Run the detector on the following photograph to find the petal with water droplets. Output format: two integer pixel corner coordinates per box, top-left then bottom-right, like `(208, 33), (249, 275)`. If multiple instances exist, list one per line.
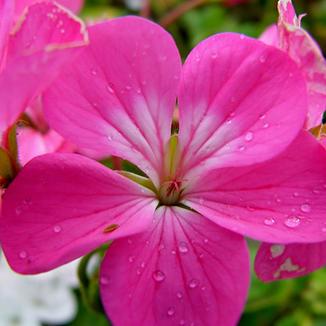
(184, 131), (326, 243)
(0, 153), (157, 274)
(178, 32), (307, 180)
(100, 206), (250, 326)
(44, 17), (181, 186)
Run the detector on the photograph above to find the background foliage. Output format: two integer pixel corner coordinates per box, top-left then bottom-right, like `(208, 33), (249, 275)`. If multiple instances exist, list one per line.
(57, 0), (326, 325)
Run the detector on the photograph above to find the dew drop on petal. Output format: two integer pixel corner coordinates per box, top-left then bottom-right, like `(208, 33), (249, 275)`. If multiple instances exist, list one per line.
(178, 241), (189, 254)
(239, 145), (245, 151)
(263, 123), (269, 129)
(152, 270), (165, 282)
(245, 131), (254, 142)
(176, 292), (183, 299)
(322, 227), (326, 233)
(19, 251), (27, 259)
(106, 85), (114, 94)
(100, 277), (109, 285)
(300, 203), (311, 213)
(240, 34), (245, 40)
(264, 217), (275, 226)
(259, 114), (266, 120)
(203, 238), (209, 244)
(180, 320), (185, 325)
(15, 207), (22, 216)
(127, 239), (133, 245)
(188, 279), (199, 289)
(53, 225), (62, 233)
(167, 307), (175, 317)
(91, 69), (97, 76)
(293, 192), (299, 197)
(259, 55), (266, 63)
(211, 52), (218, 59)
(284, 216), (301, 228)
(128, 256), (135, 263)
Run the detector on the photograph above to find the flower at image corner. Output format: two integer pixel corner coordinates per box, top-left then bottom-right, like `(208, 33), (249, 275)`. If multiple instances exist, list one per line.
(2, 16), (326, 326)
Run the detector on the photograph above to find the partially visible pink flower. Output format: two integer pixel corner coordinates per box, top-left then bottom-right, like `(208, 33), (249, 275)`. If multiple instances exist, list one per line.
(260, 0), (326, 129)
(2, 17), (326, 325)
(0, 0), (88, 140)
(255, 0), (326, 283)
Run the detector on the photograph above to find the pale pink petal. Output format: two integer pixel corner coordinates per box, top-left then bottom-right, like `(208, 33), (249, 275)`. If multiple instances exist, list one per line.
(0, 153), (157, 274)
(44, 17), (181, 186)
(177, 33), (307, 179)
(17, 128), (75, 165)
(100, 206), (250, 326)
(259, 24), (278, 46)
(255, 241), (326, 281)
(14, 0), (84, 16)
(0, 2), (88, 134)
(183, 131), (326, 243)
(277, 0), (326, 129)
(0, 0), (14, 69)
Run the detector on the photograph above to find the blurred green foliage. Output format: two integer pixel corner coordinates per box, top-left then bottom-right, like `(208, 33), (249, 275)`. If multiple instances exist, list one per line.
(59, 0), (326, 325)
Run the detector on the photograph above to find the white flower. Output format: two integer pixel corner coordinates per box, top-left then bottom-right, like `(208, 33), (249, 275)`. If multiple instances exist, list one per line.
(0, 252), (79, 326)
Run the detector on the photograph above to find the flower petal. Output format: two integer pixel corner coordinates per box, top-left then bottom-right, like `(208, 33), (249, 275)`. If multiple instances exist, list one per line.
(277, 0), (326, 129)
(259, 24), (278, 46)
(177, 33), (307, 179)
(44, 17), (181, 186)
(100, 206), (250, 326)
(255, 241), (326, 281)
(184, 131), (326, 243)
(0, 153), (157, 274)
(0, 0), (14, 67)
(0, 2), (88, 134)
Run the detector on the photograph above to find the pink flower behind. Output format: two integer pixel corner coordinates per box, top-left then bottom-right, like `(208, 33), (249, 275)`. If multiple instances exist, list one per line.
(2, 17), (326, 325)
(0, 0), (88, 138)
(260, 0), (326, 129)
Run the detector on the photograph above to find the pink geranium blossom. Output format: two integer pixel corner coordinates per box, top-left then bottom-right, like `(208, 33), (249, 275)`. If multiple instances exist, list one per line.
(0, 0), (87, 140)
(255, 0), (326, 283)
(260, 0), (326, 129)
(2, 17), (326, 325)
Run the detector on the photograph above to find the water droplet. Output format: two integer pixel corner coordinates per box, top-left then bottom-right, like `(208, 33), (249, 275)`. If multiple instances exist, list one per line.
(284, 216), (301, 228)
(263, 123), (269, 129)
(245, 131), (254, 142)
(136, 89), (141, 94)
(125, 85), (132, 91)
(259, 114), (266, 120)
(240, 34), (245, 40)
(322, 227), (326, 232)
(152, 270), (165, 282)
(106, 85), (114, 94)
(128, 256), (135, 263)
(91, 69), (97, 76)
(239, 145), (245, 151)
(60, 28), (65, 34)
(300, 203), (311, 213)
(127, 239), (133, 245)
(140, 261), (145, 268)
(179, 320), (185, 325)
(19, 251), (27, 259)
(259, 55), (266, 63)
(167, 307), (175, 316)
(108, 135), (113, 141)
(211, 52), (218, 59)
(188, 279), (199, 289)
(171, 250), (176, 255)
(178, 241), (189, 254)
(203, 238), (209, 244)
(201, 286), (206, 291)
(15, 207), (22, 216)
(53, 225), (62, 233)
(275, 197), (281, 203)
(264, 217), (275, 226)
(195, 56), (201, 62)
(312, 189), (320, 194)
(100, 277), (109, 285)
(176, 291), (183, 299)
(293, 192), (299, 197)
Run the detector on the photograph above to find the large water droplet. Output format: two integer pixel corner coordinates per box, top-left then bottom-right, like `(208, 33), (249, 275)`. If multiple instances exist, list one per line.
(19, 251), (27, 259)
(167, 307), (175, 317)
(178, 241), (189, 254)
(264, 217), (275, 226)
(245, 131), (254, 142)
(188, 279), (199, 289)
(152, 270), (165, 282)
(53, 225), (62, 233)
(300, 203), (311, 213)
(284, 216), (301, 228)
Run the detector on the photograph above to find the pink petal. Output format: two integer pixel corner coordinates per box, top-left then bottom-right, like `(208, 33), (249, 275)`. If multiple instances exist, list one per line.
(44, 17), (181, 186)
(259, 24), (278, 46)
(177, 33), (307, 179)
(0, 2), (88, 134)
(14, 0), (84, 17)
(183, 131), (326, 243)
(277, 0), (326, 129)
(17, 128), (75, 165)
(0, 153), (157, 274)
(100, 206), (250, 326)
(0, 0), (14, 70)
(255, 241), (326, 281)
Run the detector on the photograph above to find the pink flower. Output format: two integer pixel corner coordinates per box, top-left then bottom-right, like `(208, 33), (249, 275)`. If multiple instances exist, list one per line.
(2, 17), (326, 325)
(254, 0), (326, 283)
(0, 0), (88, 141)
(260, 0), (326, 129)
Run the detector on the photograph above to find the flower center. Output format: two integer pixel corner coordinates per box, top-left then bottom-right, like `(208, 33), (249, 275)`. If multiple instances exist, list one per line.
(158, 179), (182, 206)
